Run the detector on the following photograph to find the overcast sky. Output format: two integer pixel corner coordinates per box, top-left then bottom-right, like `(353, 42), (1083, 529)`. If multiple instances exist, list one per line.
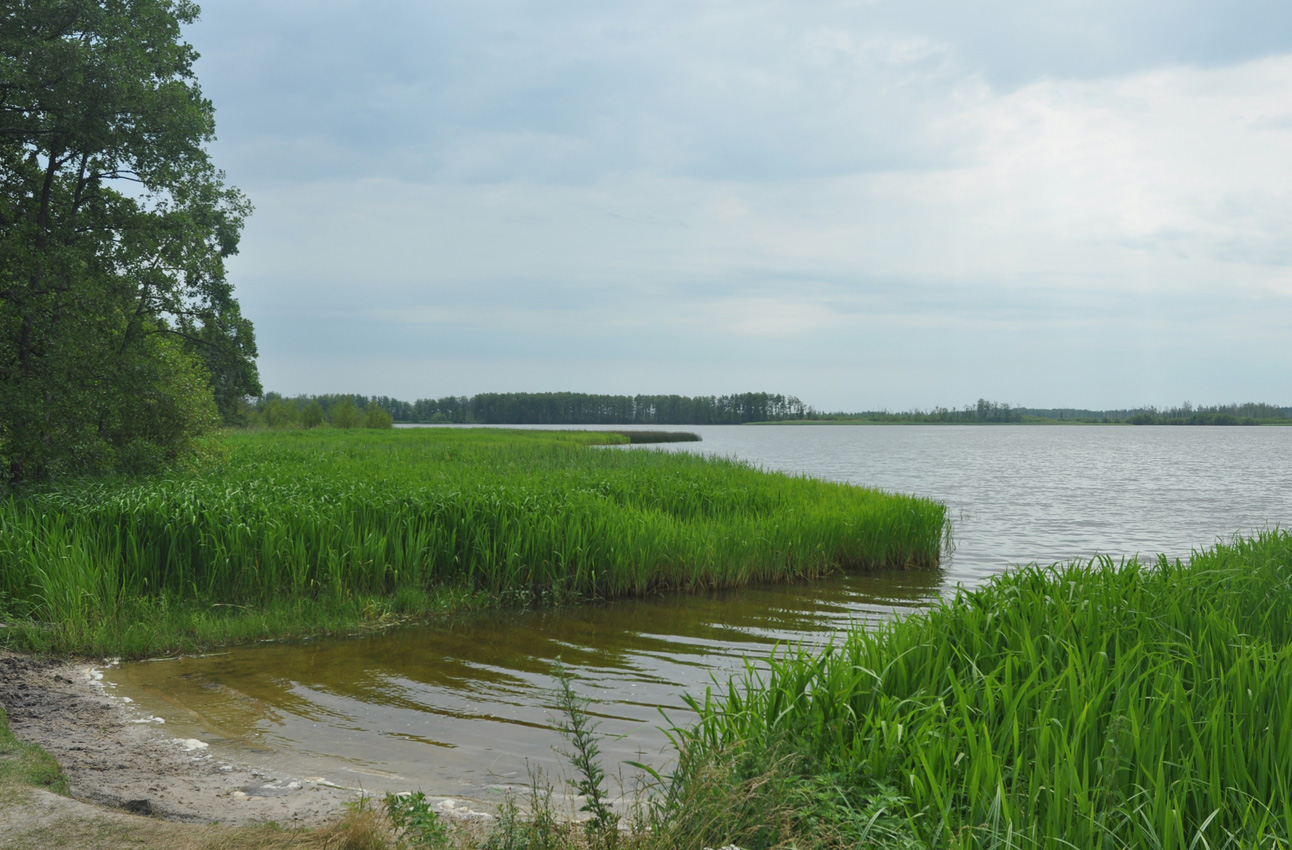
(186, 1), (1292, 411)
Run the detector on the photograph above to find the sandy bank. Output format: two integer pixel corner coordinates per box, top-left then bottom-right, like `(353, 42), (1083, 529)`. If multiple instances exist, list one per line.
(0, 649), (364, 828)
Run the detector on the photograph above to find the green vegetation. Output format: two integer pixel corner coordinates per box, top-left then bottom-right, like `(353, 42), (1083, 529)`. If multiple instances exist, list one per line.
(552, 661), (620, 844)
(810, 400), (1291, 426)
(647, 531), (1292, 849)
(1024, 401), (1292, 425)
(600, 431), (700, 443)
(801, 397), (1286, 423)
(256, 394), (1292, 429)
(812, 399), (1025, 424)
(384, 791), (450, 848)
(256, 395), (395, 430)
(1120, 401), (1290, 425)
(247, 392), (696, 437)
(0, 703), (65, 798)
(0, 0), (259, 486)
(5, 449), (1292, 850)
(0, 428), (945, 656)
(244, 391), (815, 427)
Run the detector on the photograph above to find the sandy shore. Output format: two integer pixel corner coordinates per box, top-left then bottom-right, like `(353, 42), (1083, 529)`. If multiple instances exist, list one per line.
(0, 649), (369, 828)
(0, 648), (637, 850)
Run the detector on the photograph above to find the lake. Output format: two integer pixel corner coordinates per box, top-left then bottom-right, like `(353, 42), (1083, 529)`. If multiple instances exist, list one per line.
(105, 425), (1292, 800)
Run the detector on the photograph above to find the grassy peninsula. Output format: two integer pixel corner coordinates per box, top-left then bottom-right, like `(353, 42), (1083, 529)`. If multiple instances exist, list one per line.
(0, 427), (946, 657)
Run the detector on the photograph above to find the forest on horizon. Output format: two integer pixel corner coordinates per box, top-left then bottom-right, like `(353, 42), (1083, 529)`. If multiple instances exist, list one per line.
(247, 392), (1292, 429)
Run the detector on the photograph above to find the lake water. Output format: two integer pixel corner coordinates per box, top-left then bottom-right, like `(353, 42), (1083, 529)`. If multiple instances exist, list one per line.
(106, 425), (1292, 801)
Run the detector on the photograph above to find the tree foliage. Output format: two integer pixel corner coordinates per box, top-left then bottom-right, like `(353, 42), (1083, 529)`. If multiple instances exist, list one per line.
(821, 398), (1024, 424)
(0, 0), (259, 485)
(245, 390), (815, 426)
(329, 398), (362, 429)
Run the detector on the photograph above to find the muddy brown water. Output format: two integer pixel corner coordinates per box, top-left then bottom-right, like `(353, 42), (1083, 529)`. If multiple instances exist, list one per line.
(105, 425), (1292, 802)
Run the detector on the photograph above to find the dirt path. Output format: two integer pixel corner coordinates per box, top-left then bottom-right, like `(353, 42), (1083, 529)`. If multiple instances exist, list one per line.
(0, 650), (359, 828)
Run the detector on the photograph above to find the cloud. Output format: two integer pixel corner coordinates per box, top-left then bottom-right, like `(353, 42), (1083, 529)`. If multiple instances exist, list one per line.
(194, 1), (1292, 186)
(190, 4), (1292, 408)
(232, 53), (1292, 289)
(239, 59), (1292, 291)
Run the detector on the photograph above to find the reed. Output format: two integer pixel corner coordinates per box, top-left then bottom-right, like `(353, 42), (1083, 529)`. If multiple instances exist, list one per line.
(657, 530), (1292, 850)
(597, 431), (701, 443)
(0, 428), (946, 655)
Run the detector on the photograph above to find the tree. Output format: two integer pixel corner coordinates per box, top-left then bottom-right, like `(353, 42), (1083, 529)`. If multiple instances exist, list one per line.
(301, 399), (324, 428)
(329, 399), (361, 429)
(0, 0), (259, 485)
(362, 403), (392, 429)
(262, 396), (299, 429)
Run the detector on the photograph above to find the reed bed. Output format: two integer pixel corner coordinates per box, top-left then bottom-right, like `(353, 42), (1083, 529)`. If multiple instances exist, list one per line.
(599, 430), (702, 443)
(0, 428), (945, 655)
(656, 530), (1292, 850)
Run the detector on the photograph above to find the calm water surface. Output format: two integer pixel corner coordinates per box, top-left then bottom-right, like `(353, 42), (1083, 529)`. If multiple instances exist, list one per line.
(108, 426), (1292, 799)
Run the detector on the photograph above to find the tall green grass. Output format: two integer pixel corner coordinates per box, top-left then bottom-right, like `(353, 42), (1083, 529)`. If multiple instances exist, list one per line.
(0, 428), (945, 655)
(656, 531), (1292, 850)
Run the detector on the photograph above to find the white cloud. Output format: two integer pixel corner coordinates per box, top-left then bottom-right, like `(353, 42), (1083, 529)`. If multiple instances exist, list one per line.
(200, 3), (1292, 407)
(236, 54), (1292, 294)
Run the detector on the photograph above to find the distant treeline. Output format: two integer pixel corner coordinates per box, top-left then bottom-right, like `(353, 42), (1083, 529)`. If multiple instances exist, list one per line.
(1012, 402), (1290, 425)
(817, 400), (1291, 425)
(244, 391), (812, 427)
(1119, 402), (1291, 426)
(820, 399), (1025, 423)
(250, 394), (393, 430)
(242, 394), (1292, 429)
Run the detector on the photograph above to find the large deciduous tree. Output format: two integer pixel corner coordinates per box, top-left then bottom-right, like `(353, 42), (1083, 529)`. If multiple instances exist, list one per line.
(0, 0), (259, 485)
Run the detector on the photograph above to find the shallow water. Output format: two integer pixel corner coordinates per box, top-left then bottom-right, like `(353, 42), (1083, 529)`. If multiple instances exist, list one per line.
(107, 425), (1292, 798)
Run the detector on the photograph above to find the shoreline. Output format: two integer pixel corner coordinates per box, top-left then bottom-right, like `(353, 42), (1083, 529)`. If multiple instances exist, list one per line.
(0, 649), (357, 825)
(0, 650), (497, 842)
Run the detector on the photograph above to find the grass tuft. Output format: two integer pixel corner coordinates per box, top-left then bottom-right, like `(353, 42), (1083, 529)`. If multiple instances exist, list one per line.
(0, 703), (66, 796)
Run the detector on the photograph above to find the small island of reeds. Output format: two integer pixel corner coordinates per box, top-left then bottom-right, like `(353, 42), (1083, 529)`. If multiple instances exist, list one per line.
(0, 427), (946, 657)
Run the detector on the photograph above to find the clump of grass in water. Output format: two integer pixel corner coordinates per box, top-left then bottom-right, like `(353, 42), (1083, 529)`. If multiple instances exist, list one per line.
(0, 427), (946, 656)
(659, 530), (1292, 850)
(595, 431), (701, 444)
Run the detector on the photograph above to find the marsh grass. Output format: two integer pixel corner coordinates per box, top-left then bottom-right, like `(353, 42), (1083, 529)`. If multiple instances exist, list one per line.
(596, 432), (700, 444)
(656, 530), (1292, 849)
(0, 428), (945, 655)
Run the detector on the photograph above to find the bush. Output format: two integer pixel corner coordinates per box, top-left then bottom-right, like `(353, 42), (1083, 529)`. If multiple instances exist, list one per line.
(331, 399), (363, 429)
(364, 405), (394, 429)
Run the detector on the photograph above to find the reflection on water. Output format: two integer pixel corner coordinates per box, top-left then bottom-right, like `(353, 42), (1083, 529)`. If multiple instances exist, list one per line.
(107, 425), (1292, 797)
(113, 570), (940, 795)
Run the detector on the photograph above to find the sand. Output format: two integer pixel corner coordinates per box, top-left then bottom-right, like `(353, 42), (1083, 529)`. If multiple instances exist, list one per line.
(0, 649), (361, 828)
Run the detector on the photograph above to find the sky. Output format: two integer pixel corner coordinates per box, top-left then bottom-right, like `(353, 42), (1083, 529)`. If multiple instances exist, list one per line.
(185, 1), (1292, 411)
